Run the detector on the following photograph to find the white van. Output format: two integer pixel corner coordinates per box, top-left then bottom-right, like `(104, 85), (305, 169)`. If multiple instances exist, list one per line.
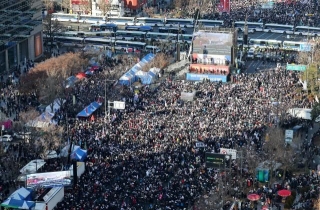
(247, 48), (255, 59)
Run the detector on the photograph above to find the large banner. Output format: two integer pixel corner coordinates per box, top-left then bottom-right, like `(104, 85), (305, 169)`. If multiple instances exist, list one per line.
(192, 54), (231, 65)
(34, 33), (42, 57)
(189, 64), (229, 75)
(193, 32), (232, 56)
(26, 171), (72, 188)
(186, 73), (227, 82)
(219, 0), (230, 13)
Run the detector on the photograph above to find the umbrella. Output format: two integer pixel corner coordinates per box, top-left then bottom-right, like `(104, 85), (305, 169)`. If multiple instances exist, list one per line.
(76, 72), (86, 79)
(277, 189), (291, 197)
(247, 193), (260, 201)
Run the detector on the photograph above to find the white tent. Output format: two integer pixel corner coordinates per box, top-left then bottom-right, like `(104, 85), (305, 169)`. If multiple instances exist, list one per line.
(45, 98), (65, 114)
(26, 112), (55, 128)
(20, 159), (46, 174)
(287, 108), (312, 120)
(60, 145), (81, 157)
(9, 187), (31, 200)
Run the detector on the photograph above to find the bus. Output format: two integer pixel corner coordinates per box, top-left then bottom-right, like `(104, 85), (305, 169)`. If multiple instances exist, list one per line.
(295, 26), (320, 36)
(115, 40), (147, 50)
(158, 27), (186, 34)
(80, 15), (105, 24)
(136, 17), (164, 27)
(234, 21), (263, 32)
(264, 24), (294, 34)
(85, 37), (113, 45)
(108, 17), (135, 26)
(115, 30), (146, 41)
(145, 45), (161, 53)
(51, 13), (78, 22)
(283, 41), (312, 51)
(90, 23), (118, 32)
(197, 19), (224, 28)
(164, 18), (194, 28)
(267, 40), (282, 48)
(249, 39), (281, 48)
(53, 36), (85, 47)
(146, 32), (177, 42)
(125, 25), (153, 32)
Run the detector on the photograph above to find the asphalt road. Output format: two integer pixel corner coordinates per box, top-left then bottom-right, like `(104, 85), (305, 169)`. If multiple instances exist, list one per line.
(245, 59), (280, 73)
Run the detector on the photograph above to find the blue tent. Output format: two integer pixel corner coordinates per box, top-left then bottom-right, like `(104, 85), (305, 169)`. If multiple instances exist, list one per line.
(136, 74), (152, 85)
(1, 198), (35, 209)
(71, 148), (87, 161)
(140, 53), (155, 64)
(9, 187), (32, 201)
(76, 101), (102, 117)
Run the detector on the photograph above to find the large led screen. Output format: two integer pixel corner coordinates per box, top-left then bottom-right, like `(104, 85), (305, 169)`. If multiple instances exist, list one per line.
(192, 32), (233, 56)
(26, 171), (72, 188)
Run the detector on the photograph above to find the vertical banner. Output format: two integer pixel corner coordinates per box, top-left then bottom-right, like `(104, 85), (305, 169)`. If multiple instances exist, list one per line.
(220, 0), (230, 13)
(34, 33), (42, 57)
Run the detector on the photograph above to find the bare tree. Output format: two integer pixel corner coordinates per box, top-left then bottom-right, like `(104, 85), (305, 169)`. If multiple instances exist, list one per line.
(262, 127), (295, 183)
(20, 53), (87, 106)
(43, 0), (54, 11)
(79, 0), (92, 14)
(43, 14), (64, 54)
(97, 0), (112, 16)
(39, 125), (64, 158)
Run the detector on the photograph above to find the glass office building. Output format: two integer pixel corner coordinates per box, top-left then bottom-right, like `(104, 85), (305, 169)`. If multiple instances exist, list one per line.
(0, 0), (43, 72)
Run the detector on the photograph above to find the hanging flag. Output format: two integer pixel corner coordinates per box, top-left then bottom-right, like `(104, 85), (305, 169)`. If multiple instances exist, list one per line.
(220, 0), (230, 13)
(164, 100), (167, 107)
(91, 115), (95, 121)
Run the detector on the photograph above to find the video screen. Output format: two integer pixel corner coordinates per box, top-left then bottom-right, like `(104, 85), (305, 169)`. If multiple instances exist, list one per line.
(193, 32), (233, 56)
(26, 171), (72, 188)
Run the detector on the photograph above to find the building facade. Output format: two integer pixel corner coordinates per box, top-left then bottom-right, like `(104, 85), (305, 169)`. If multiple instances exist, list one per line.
(0, 0), (43, 72)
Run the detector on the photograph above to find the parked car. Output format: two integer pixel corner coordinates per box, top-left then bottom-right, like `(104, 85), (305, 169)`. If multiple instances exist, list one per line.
(0, 135), (13, 142)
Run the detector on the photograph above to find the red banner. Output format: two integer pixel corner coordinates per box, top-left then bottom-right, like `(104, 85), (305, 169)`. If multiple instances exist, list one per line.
(219, 0), (230, 13)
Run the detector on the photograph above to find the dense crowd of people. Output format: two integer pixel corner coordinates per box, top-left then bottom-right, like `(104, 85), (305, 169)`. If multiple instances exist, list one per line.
(0, 51), (318, 209)
(39, 67), (315, 210)
(156, 0), (319, 28)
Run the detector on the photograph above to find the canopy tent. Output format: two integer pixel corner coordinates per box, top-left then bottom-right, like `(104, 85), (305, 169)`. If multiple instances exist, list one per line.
(135, 70), (147, 76)
(287, 108), (312, 120)
(9, 187), (32, 201)
(71, 148), (87, 161)
(76, 72), (87, 79)
(45, 98), (65, 114)
(136, 74), (153, 85)
(26, 112), (55, 128)
(140, 53), (155, 64)
(76, 101), (102, 117)
(60, 145), (81, 157)
(118, 53), (155, 86)
(20, 159), (46, 174)
(119, 74), (136, 86)
(1, 198), (35, 209)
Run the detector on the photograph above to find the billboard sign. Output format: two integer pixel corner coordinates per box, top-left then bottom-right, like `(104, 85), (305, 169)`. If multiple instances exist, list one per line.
(189, 64), (229, 75)
(186, 73), (227, 82)
(220, 148), (237, 159)
(286, 64), (307, 71)
(285, 129), (293, 143)
(192, 54), (231, 65)
(26, 171), (72, 188)
(205, 153), (226, 168)
(193, 32), (233, 56)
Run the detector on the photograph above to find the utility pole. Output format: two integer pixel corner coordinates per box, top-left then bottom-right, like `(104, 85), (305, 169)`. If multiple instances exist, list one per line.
(104, 79), (116, 120)
(243, 14), (249, 47)
(176, 24), (181, 62)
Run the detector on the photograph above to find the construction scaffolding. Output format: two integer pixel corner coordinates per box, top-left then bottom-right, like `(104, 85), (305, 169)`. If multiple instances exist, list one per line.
(0, 0), (43, 52)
